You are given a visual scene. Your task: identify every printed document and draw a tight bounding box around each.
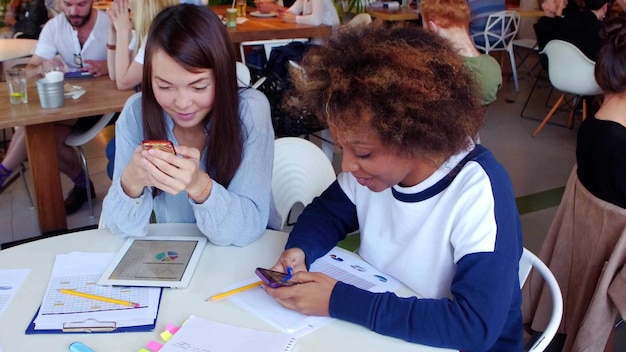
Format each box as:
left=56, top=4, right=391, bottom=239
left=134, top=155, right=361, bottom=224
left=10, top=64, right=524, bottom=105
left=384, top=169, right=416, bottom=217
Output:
left=0, top=269, right=30, bottom=318
left=161, top=315, right=297, bottom=352
left=32, top=252, right=161, bottom=331
left=228, top=247, right=400, bottom=337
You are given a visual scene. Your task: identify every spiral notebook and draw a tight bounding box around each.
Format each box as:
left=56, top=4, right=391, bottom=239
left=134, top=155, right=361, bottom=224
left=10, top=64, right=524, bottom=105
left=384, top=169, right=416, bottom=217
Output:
left=160, top=315, right=296, bottom=352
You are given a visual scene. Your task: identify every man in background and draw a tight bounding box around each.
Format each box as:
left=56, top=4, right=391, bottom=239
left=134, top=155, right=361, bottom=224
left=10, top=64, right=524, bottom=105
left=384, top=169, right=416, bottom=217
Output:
left=0, top=0, right=110, bottom=215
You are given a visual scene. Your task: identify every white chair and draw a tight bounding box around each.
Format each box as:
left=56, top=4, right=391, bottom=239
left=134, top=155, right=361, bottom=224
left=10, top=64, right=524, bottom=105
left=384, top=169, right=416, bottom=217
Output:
left=272, top=137, right=336, bottom=229
left=239, top=38, right=309, bottom=65
left=236, top=61, right=266, bottom=89
left=98, top=214, right=106, bottom=229
left=531, top=40, right=603, bottom=137
left=472, top=10, right=521, bottom=92
left=64, top=113, right=117, bottom=218
left=519, top=247, right=563, bottom=352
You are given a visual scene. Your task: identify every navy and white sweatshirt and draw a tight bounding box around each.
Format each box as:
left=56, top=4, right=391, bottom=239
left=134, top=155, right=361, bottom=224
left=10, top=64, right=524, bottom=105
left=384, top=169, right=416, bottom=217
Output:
left=286, top=144, right=523, bottom=351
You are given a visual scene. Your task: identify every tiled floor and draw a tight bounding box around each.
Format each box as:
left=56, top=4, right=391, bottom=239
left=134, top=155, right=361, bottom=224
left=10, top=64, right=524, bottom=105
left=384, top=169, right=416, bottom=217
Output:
left=0, top=125, right=114, bottom=243
left=0, top=56, right=624, bottom=349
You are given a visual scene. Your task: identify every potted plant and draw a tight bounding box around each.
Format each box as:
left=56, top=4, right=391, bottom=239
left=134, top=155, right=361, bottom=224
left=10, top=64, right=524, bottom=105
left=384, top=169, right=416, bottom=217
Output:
left=0, top=0, right=9, bottom=28
left=345, top=0, right=368, bottom=14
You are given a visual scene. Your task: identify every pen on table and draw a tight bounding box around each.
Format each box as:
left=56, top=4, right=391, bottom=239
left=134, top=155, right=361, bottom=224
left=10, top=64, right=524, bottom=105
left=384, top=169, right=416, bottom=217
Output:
left=206, top=281, right=263, bottom=301
left=59, top=289, right=140, bottom=308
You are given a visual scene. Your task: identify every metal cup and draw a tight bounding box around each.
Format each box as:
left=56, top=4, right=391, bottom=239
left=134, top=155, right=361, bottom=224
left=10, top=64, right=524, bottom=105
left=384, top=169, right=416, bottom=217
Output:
left=36, top=78, right=65, bottom=109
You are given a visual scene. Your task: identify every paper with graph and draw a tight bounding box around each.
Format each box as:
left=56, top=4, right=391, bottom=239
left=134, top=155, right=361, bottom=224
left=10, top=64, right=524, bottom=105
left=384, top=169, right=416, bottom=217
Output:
left=32, top=252, right=161, bottom=330
left=228, top=247, right=400, bottom=337
left=0, top=269, right=29, bottom=319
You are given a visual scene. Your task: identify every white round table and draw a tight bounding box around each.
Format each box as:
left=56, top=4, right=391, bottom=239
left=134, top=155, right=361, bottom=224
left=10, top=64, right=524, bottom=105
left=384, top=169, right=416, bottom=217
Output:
left=0, top=223, right=454, bottom=352
left=0, top=39, right=37, bottom=62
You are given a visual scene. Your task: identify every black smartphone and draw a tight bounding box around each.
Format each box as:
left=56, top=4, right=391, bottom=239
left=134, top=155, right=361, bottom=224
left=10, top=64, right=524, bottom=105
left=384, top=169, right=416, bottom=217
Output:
left=255, top=267, right=299, bottom=288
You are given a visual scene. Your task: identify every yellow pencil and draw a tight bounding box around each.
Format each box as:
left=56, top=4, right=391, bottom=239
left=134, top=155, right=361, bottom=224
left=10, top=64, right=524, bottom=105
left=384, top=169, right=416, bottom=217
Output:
left=206, top=281, right=263, bottom=301
left=59, top=289, right=140, bottom=308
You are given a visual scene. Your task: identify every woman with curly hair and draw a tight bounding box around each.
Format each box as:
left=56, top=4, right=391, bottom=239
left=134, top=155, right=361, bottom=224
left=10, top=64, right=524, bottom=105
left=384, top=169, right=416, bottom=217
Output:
left=261, top=22, right=523, bottom=351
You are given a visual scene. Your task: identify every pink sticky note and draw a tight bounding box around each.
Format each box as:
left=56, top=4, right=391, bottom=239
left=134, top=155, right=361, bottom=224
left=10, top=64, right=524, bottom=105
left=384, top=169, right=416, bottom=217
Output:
left=146, top=340, right=163, bottom=351
left=166, top=323, right=180, bottom=334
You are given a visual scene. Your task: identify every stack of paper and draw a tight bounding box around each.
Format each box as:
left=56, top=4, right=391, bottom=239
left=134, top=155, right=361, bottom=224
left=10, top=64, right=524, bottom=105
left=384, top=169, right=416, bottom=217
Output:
left=27, top=252, right=161, bottom=333
left=160, top=316, right=297, bottom=352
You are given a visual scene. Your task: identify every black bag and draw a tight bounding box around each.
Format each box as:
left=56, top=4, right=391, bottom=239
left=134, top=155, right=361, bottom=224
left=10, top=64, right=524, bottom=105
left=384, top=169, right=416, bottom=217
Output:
left=247, top=42, right=325, bottom=137
left=13, top=0, right=48, bottom=39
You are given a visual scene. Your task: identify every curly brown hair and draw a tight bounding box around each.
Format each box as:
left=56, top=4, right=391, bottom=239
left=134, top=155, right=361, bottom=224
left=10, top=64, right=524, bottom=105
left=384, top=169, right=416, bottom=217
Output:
left=289, top=22, right=484, bottom=163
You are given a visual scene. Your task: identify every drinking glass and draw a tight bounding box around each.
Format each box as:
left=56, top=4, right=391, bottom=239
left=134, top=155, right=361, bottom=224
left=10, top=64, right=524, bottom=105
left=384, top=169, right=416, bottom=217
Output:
left=6, top=68, right=28, bottom=105
left=227, top=8, right=237, bottom=27
left=236, top=0, right=247, bottom=17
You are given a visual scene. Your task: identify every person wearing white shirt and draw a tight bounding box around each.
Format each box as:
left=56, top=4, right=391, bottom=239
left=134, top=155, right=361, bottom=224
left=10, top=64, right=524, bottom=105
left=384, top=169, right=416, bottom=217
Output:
left=255, top=0, right=339, bottom=26
left=106, top=0, right=178, bottom=91
left=29, top=0, right=110, bottom=75
left=2, top=0, right=111, bottom=215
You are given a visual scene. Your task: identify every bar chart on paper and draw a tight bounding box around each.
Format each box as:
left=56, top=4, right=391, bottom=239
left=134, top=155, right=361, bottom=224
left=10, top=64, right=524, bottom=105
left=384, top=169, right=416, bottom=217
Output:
left=28, top=252, right=161, bottom=333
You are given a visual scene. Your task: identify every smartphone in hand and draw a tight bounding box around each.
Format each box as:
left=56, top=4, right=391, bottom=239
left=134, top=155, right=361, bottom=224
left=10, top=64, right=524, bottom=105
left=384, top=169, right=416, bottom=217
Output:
left=141, top=140, right=176, bottom=155
left=255, top=267, right=299, bottom=288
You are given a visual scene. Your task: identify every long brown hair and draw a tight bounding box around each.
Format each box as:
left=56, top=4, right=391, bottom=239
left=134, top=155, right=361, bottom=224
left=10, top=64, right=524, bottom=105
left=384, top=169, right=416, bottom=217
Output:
left=142, top=4, right=242, bottom=187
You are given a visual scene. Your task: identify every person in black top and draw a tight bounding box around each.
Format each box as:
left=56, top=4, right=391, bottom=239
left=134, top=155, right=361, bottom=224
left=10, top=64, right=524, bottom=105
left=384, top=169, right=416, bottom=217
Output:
left=556, top=0, right=610, bottom=60
left=535, top=0, right=567, bottom=51
left=5, top=0, right=48, bottom=39
left=576, top=14, right=626, bottom=209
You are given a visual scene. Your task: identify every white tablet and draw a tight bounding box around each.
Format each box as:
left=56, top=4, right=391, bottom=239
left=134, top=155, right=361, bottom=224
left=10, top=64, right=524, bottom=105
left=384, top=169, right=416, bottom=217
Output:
left=97, top=236, right=207, bottom=288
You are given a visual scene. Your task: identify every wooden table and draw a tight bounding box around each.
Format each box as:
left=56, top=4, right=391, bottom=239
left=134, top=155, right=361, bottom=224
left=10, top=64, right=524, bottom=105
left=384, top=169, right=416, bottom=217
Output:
left=90, top=4, right=333, bottom=44
left=508, top=7, right=543, bottom=17
left=211, top=5, right=334, bottom=44
left=0, top=76, right=133, bottom=234
left=368, top=6, right=420, bottom=21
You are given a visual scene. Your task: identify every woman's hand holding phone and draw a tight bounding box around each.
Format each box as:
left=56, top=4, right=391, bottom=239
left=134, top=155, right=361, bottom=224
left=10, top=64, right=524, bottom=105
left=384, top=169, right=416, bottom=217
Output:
left=270, top=247, right=307, bottom=273
left=261, top=247, right=337, bottom=316
left=121, top=140, right=206, bottom=198
left=262, top=269, right=337, bottom=317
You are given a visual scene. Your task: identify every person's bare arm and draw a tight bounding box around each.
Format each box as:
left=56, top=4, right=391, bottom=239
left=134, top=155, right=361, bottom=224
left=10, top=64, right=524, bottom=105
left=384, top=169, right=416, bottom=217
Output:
left=25, top=55, right=45, bottom=78
left=556, top=0, right=565, bottom=16
left=106, top=0, right=138, bottom=89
